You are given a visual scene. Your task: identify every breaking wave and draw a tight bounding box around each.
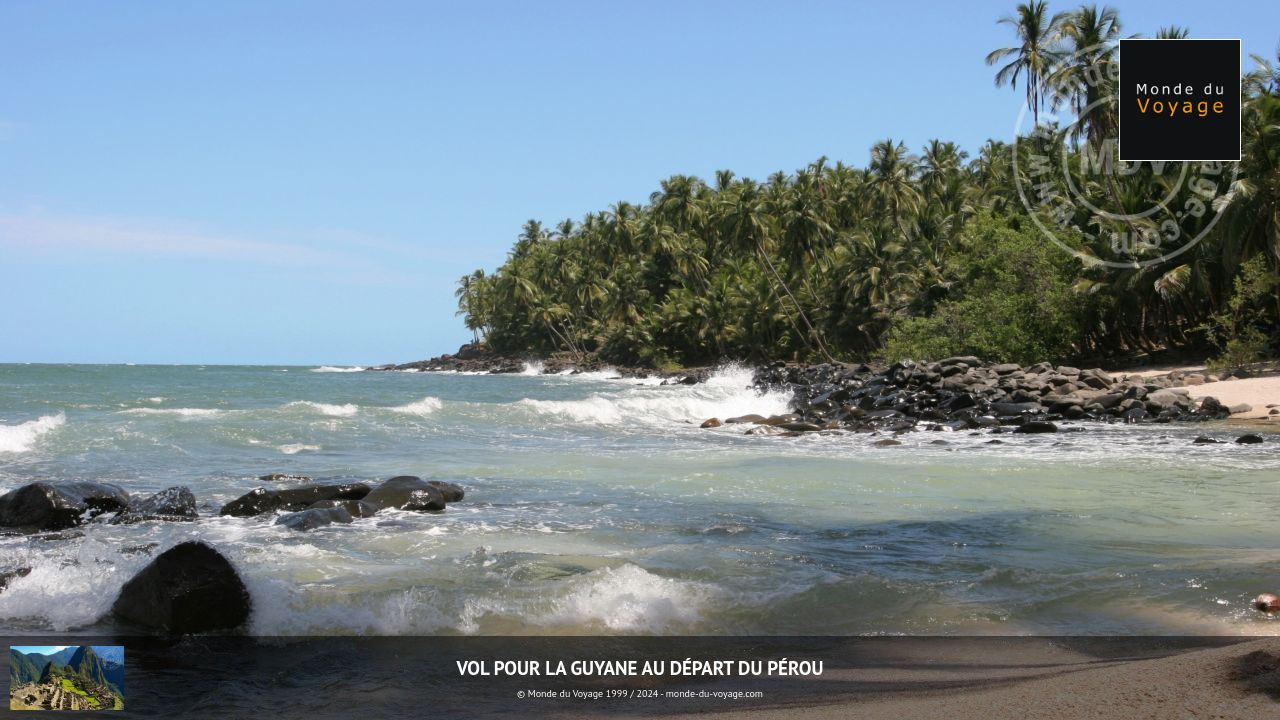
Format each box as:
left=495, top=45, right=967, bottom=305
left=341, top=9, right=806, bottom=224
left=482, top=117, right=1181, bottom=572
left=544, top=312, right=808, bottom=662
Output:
left=0, top=413, right=66, bottom=453
left=284, top=401, right=359, bottom=417
left=516, top=365, right=788, bottom=426
left=387, top=396, right=444, bottom=417
left=310, top=366, right=365, bottom=373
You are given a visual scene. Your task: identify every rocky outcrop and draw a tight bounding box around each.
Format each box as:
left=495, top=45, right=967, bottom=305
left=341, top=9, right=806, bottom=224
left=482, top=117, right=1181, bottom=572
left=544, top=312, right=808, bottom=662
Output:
left=369, top=343, right=708, bottom=383
left=111, top=486, right=197, bottom=524
left=111, top=541, right=251, bottom=634
left=0, top=482, right=130, bottom=532
left=219, top=483, right=371, bottom=517
left=745, top=359, right=1237, bottom=437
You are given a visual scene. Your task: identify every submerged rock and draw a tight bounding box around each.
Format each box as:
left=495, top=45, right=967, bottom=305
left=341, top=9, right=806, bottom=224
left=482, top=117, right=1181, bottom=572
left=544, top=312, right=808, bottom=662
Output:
left=111, top=486, right=198, bottom=524
left=362, top=476, right=446, bottom=512
left=1237, top=434, right=1265, bottom=444
left=275, top=505, right=353, bottom=531
left=258, top=473, right=311, bottom=482
left=219, top=483, right=371, bottom=517
left=111, top=541, right=251, bottom=634
left=0, top=482, right=131, bottom=531
left=1012, top=421, right=1058, bottom=434
left=307, top=498, right=380, bottom=518
left=0, top=566, right=31, bottom=591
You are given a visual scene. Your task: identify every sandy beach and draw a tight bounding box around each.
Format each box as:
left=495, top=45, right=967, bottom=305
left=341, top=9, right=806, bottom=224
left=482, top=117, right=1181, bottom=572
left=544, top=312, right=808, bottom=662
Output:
left=647, top=638, right=1280, bottom=720
left=1117, top=365, right=1280, bottom=422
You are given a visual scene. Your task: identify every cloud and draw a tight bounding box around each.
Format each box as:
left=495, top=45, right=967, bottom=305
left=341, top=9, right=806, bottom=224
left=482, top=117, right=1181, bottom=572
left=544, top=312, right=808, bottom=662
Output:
left=0, top=212, right=414, bottom=283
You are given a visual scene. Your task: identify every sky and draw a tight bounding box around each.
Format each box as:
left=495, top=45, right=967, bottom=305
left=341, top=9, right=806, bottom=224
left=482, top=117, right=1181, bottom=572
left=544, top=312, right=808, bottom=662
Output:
left=11, top=646, right=67, bottom=655
left=1, top=0, right=1276, bottom=365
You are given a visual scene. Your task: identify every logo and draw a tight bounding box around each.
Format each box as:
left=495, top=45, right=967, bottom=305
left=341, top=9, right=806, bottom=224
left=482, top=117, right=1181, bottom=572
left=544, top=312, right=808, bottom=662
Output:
left=1013, top=40, right=1240, bottom=269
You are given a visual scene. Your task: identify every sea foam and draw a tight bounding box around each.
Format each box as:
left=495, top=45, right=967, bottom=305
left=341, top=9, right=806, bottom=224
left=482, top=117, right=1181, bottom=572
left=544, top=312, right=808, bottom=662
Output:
left=284, top=401, right=359, bottom=417
left=0, top=413, right=66, bottom=453
left=388, top=396, right=444, bottom=417
left=311, top=366, right=365, bottom=373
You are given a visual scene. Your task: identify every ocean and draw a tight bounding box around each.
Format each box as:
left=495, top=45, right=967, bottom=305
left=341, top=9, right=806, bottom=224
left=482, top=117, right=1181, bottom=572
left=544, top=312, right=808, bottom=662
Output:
left=0, top=363, right=1277, bottom=636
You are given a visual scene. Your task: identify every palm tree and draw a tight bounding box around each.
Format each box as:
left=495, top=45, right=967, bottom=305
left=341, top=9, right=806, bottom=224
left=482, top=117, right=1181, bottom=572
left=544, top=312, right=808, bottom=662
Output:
left=987, top=1, right=1065, bottom=125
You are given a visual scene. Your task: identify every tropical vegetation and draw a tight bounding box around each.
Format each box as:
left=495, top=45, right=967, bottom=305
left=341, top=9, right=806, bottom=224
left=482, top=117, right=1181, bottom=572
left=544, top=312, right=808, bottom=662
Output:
left=456, top=4, right=1279, bottom=368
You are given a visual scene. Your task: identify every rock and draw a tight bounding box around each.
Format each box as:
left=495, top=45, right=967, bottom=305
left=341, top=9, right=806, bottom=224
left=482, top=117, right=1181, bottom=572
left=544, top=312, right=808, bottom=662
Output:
left=872, top=438, right=902, bottom=446
left=1013, top=421, right=1058, bottom=434
left=940, top=356, right=981, bottom=367
left=992, top=363, right=1021, bottom=375
left=219, top=483, right=371, bottom=517
left=111, top=486, right=197, bottom=524
left=426, top=480, right=465, bottom=503
left=306, top=498, right=379, bottom=517
left=990, top=402, right=1042, bottom=416
left=759, top=414, right=802, bottom=426
left=780, top=422, right=822, bottom=432
left=361, top=476, right=446, bottom=512
left=1236, top=434, right=1265, bottom=445
left=0, top=482, right=131, bottom=531
left=1228, top=403, right=1254, bottom=415
left=1256, top=593, right=1280, bottom=612
left=725, top=414, right=767, bottom=424
left=0, top=566, right=31, bottom=591
left=700, top=418, right=722, bottom=428
left=1192, top=436, right=1221, bottom=444
left=275, top=505, right=354, bottom=531
left=258, top=473, right=311, bottom=482
left=111, top=541, right=251, bottom=634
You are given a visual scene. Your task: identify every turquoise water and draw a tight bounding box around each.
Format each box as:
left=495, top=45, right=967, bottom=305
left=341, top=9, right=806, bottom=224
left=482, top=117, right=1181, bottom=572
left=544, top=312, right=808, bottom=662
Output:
left=1, top=363, right=1278, bottom=636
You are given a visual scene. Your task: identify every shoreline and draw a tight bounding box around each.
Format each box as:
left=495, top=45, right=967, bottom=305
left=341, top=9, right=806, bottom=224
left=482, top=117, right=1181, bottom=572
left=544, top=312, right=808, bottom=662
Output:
left=377, top=346, right=1280, bottom=437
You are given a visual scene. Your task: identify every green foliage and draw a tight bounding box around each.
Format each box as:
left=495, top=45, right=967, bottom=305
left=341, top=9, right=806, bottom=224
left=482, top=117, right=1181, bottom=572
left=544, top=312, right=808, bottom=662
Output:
left=878, top=214, right=1088, bottom=364
left=451, top=5, right=1280, bottom=367
left=1205, top=255, right=1277, bottom=370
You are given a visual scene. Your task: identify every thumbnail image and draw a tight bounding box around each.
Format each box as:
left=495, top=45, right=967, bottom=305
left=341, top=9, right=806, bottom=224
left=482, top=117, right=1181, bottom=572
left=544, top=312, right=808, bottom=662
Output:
left=9, top=646, right=123, bottom=711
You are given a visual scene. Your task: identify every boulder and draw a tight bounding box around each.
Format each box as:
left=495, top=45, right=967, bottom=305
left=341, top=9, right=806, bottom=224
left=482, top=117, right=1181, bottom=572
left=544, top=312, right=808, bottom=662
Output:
left=700, top=418, right=722, bottom=428
left=219, top=483, right=371, bottom=517
left=0, top=482, right=130, bottom=531
left=275, top=505, right=354, bottom=531
left=111, top=486, right=197, bottom=524
left=111, top=541, right=251, bottom=634
left=362, top=476, right=446, bottom=512
left=990, top=401, right=1042, bottom=416
left=724, top=414, right=767, bottom=424
left=1237, top=434, right=1265, bottom=445
left=780, top=422, right=823, bottom=432
left=1228, top=403, right=1254, bottom=415
left=1192, top=436, right=1221, bottom=444
left=872, top=438, right=902, bottom=447
left=426, top=480, right=465, bottom=503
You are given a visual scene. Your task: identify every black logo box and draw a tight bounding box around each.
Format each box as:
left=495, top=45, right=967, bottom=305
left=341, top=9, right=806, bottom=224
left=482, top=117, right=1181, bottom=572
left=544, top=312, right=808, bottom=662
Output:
left=1119, top=38, right=1241, bottom=162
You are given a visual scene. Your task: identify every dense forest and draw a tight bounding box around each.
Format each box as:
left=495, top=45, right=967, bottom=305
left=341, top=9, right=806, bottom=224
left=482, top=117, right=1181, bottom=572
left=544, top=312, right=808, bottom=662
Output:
left=455, top=3, right=1279, bottom=369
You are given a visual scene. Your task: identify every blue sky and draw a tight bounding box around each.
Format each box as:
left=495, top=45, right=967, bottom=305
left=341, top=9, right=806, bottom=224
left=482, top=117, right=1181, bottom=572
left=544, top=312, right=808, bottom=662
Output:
left=2, top=1, right=1275, bottom=364
left=11, top=646, right=67, bottom=655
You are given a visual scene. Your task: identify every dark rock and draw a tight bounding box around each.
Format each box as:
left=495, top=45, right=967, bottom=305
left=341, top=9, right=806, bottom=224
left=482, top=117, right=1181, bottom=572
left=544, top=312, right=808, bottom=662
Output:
left=992, top=363, right=1022, bottom=375
left=258, top=473, right=311, bottom=482
left=307, top=498, right=380, bottom=518
left=724, top=414, right=767, bottom=424
left=1237, top=434, right=1265, bottom=445
left=780, top=422, right=822, bottom=432
left=112, top=486, right=198, bottom=524
left=990, top=402, right=1042, bottom=416
left=0, top=566, right=31, bottom=591
left=1013, top=421, right=1059, bottom=434
left=700, top=417, right=722, bottom=428
left=362, top=476, right=446, bottom=512
left=426, top=480, right=465, bottom=503
left=275, top=505, right=354, bottom=531
left=872, top=438, right=902, bottom=447
left=111, top=541, right=251, bottom=634
left=1192, top=436, right=1221, bottom=444
left=0, top=482, right=131, bottom=531
left=219, top=483, right=370, bottom=517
